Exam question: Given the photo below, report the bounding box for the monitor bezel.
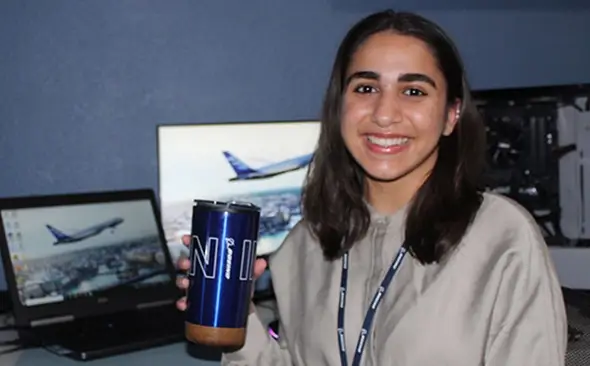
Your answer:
[0,188,180,327]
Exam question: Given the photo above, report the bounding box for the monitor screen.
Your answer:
[157,121,321,266]
[1,199,171,308]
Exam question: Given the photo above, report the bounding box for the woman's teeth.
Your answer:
[367,136,409,147]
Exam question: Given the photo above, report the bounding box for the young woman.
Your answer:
[176,10,567,366]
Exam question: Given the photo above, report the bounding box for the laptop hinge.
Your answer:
[30,315,74,327]
[136,299,174,310]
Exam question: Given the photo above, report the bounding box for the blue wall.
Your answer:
[1,1,589,290]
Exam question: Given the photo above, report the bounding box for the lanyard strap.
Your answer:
[337,245,408,366]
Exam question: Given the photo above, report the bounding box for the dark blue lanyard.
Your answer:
[337,244,409,366]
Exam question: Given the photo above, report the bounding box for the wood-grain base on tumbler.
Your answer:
[185,323,246,348]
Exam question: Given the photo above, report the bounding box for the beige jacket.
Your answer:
[222,192,567,365]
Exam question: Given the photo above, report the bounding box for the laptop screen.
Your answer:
[1,199,171,308]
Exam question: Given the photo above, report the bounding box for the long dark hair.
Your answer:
[301,10,486,264]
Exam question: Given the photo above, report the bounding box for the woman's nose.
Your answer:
[372,93,402,128]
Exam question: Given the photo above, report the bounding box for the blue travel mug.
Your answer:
[185,199,260,348]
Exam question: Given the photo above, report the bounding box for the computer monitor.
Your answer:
[156,121,320,295]
[0,189,179,326]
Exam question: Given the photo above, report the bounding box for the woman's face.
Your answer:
[341,31,459,187]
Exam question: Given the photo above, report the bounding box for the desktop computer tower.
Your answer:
[473,83,590,247]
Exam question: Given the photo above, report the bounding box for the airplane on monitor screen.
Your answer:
[222,150,313,181]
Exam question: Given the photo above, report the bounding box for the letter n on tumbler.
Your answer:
[185,200,260,349]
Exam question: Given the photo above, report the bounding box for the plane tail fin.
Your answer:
[45,225,71,242]
[222,151,257,176]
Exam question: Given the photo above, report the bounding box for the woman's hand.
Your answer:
[175,234,268,311]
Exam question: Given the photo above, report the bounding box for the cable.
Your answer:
[0,335,26,358]
[0,342,38,357]
[0,329,39,357]
[0,314,15,331]
[0,339,20,347]
[0,345,26,356]
[0,314,42,357]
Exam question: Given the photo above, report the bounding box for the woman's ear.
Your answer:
[443,100,461,136]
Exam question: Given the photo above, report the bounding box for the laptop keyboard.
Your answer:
[40,307,185,352]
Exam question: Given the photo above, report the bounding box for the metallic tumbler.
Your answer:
[185,199,260,348]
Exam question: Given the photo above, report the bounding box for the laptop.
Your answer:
[0,189,185,360]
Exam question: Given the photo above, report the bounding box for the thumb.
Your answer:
[253,258,268,280]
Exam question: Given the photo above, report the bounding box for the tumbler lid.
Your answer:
[193,199,261,214]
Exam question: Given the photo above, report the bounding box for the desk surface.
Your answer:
[2,296,590,365]
[0,302,278,366]
[0,316,223,366]
[0,315,222,366]
[1,339,221,366]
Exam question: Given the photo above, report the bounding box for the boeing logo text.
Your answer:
[189,235,256,281]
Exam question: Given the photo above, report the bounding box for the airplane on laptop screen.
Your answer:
[223,151,313,182]
[46,217,124,245]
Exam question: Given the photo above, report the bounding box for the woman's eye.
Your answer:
[354,85,376,94]
[403,88,426,97]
